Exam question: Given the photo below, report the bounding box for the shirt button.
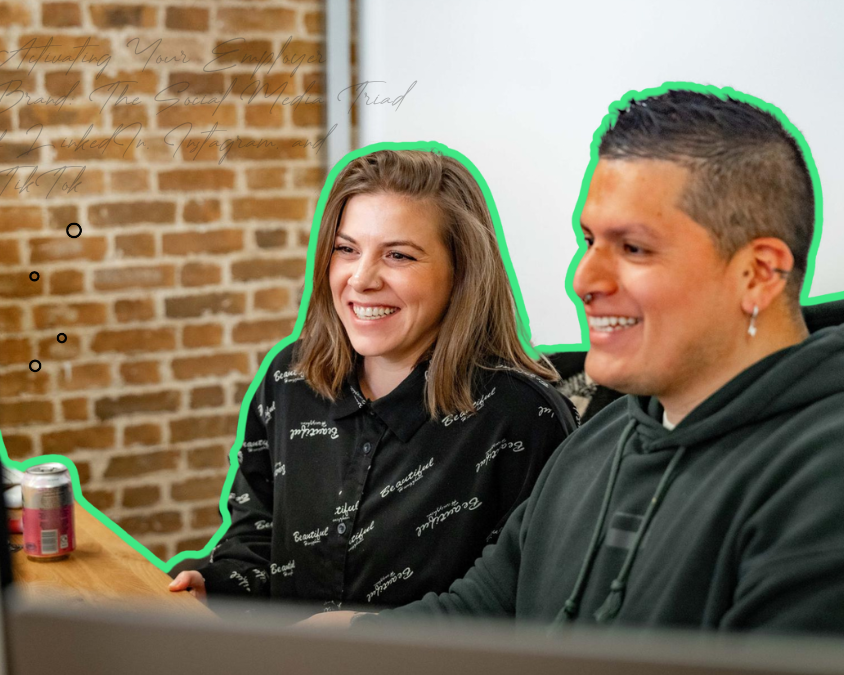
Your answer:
[362,442,372,455]
[337,522,347,535]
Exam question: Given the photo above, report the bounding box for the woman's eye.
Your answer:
[333,245,354,254]
[387,251,415,261]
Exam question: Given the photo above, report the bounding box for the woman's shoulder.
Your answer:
[480,365,579,429]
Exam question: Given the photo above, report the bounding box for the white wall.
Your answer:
[356,0,844,348]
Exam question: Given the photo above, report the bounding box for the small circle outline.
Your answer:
[66,222,82,238]
[57,333,67,343]
[29,360,42,373]
[29,271,39,282]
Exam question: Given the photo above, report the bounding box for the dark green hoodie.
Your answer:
[373,326,844,634]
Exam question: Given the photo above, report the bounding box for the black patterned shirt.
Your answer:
[197,343,577,610]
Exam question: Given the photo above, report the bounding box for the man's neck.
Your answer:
[661,318,809,424]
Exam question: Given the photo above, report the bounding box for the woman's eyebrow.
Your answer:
[382,240,426,253]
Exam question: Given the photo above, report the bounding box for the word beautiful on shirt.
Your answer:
[367,568,414,603]
[441,388,497,426]
[475,437,525,473]
[415,497,483,537]
[379,458,435,498]
[270,560,296,577]
[289,420,339,441]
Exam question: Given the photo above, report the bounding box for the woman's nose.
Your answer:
[572,246,617,302]
[348,257,383,293]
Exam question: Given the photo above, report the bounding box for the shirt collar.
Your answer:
[330,361,430,443]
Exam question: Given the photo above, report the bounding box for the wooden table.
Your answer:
[10,502,214,616]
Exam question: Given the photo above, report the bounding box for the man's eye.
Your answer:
[584,237,594,248]
[623,243,644,254]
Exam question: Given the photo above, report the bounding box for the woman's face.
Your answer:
[329,193,454,369]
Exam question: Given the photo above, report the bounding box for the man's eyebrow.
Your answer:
[579,222,658,239]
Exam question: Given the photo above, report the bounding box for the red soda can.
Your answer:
[22,463,75,561]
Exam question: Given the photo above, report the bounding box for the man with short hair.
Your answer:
[310,88,844,633]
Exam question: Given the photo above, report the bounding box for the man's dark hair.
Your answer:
[599,90,815,301]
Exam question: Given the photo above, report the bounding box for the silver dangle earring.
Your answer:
[747,305,759,337]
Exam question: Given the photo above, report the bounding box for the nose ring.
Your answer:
[582,293,594,305]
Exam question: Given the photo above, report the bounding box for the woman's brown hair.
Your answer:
[294,149,558,417]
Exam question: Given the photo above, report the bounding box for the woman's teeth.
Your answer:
[588,316,640,332]
[353,305,399,320]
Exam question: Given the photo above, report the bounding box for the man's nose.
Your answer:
[572,246,617,303]
[348,256,383,293]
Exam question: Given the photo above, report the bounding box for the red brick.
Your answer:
[191,504,222,529]
[171,475,226,502]
[20,105,100,128]
[124,423,161,446]
[95,390,180,420]
[254,287,291,312]
[255,228,288,249]
[233,318,294,344]
[165,293,245,319]
[183,199,220,223]
[217,8,295,32]
[112,104,147,128]
[54,138,135,162]
[115,298,156,323]
[47,205,78,230]
[93,265,175,291]
[187,444,227,469]
[246,167,288,190]
[91,328,175,354]
[109,70,158,95]
[89,4,156,28]
[244,104,285,128]
[105,450,179,478]
[123,484,160,508]
[181,262,221,288]
[42,3,81,28]
[49,269,84,295]
[33,302,107,329]
[75,461,91,484]
[62,397,88,421]
[159,169,235,192]
[0,306,23,332]
[45,70,81,95]
[146,543,169,560]
[0,337,30,365]
[115,233,156,258]
[84,489,115,510]
[118,511,182,536]
[190,385,224,409]
[165,6,208,30]
[185,135,305,162]
[209,39,272,67]
[30,237,108,263]
[41,424,115,454]
[58,362,111,390]
[0,273,42,299]
[89,202,175,226]
[293,166,327,188]
[292,103,323,127]
[120,360,160,384]
[176,536,210,553]
[0,368,49,398]
[168,72,223,94]
[229,72,296,98]
[170,414,238,443]
[0,2,30,25]
[155,104,236,129]
[38,335,78,360]
[111,169,149,193]
[232,198,308,221]
[162,230,243,256]
[0,240,19,264]
[231,257,307,281]
[182,323,223,348]
[0,142,34,163]
[2,434,32,459]
[172,353,250,380]
[304,10,324,35]
[0,206,41,232]
[0,399,52,426]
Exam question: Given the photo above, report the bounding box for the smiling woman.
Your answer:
[170,149,578,610]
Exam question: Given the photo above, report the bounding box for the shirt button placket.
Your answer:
[337,522,347,535]
[362,442,372,455]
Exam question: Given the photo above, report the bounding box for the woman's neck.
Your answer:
[359,356,416,400]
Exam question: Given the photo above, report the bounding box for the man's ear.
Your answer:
[737,237,794,314]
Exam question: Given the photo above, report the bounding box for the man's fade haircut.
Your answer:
[599,89,814,302]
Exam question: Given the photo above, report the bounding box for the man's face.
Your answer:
[573,159,746,405]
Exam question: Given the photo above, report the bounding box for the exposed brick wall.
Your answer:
[0,0,327,561]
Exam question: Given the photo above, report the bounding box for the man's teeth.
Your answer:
[353,305,399,320]
[588,316,640,332]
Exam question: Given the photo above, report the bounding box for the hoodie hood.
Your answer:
[628,325,844,452]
